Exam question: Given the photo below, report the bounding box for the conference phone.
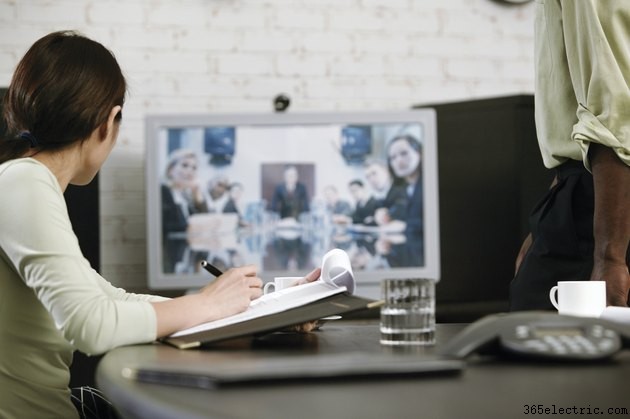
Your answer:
[439,311,630,361]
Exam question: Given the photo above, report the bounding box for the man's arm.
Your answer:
[589,144,630,306]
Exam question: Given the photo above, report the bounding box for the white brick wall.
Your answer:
[0,0,536,290]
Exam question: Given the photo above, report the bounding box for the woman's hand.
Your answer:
[295,267,322,286]
[199,265,263,322]
[152,264,263,338]
[288,267,323,333]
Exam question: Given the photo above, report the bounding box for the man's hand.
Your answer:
[592,263,630,306]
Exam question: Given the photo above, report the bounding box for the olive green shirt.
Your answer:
[535,0,630,170]
[0,158,167,418]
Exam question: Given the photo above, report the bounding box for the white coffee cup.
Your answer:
[263,276,301,294]
[549,281,606,318]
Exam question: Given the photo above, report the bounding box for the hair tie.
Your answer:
[19,131,38,148]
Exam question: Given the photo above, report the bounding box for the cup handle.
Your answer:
[549,286,559,310]
[263,282,275,294]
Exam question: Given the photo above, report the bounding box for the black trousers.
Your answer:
[509,160,596,311]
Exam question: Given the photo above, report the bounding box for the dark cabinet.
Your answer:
[415,95,552,321]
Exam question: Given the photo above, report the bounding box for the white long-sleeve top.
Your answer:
[0,158,168,419]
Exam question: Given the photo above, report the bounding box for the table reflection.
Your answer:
[162,212,424,276]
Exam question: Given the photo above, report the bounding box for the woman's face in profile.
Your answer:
[168,156,197,187]
[388,139,421,179]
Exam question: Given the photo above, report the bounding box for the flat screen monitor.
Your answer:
[145,110,439,297]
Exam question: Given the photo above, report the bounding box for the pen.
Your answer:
[200,260,223,277]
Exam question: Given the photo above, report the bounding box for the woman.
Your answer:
[161,148,209,274]
[385,134,425,267]
[161,148,206,235]
[386,134,423,235]
[0,31,318,418]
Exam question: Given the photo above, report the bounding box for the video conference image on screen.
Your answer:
[146,111,439,292]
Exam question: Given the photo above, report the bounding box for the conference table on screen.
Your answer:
[96,319,630,419]
[162,211,425,278]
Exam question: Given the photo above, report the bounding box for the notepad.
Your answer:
[170,280,347,338]
[164,249,378,349]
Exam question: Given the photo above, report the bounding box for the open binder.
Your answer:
[163,249,380,349]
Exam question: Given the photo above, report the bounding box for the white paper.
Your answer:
[321,248,355,293]
[170,248,355,338]
[599,306,630,324]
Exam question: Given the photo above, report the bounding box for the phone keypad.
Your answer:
[538,335,600,355]
[504,324,622,359]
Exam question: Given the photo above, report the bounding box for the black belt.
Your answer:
[555,159,588,179]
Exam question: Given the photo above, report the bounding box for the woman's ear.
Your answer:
[98,105,123,141]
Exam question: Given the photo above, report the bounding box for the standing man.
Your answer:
[510,0,630,310]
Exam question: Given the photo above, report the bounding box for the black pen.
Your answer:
[200,260,223,277]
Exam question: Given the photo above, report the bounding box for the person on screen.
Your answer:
[161,149,208,275]
[363,159,407,230]
[223,182,242,214]
[223,181,250,228]
[384,134,425,267]
[270,164,310,220]
[204,175,230,213]
[0,31,321,419]
[162,148,206,235]
[510,1,630,310]
[348,179,380,225]
[322,184,353,223]
[386,134,423,235]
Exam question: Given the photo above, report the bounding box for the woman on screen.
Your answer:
[386,134,425,267]
[387,134,423,235]
[0,31,320,419]
[161,148,210,275]
[162,148,207,235]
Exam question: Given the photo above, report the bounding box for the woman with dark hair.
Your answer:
[0,31,319,419]
[383,134,425,267]
[386,134,423,235]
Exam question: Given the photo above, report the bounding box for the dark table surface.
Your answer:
[97,320,630,419]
